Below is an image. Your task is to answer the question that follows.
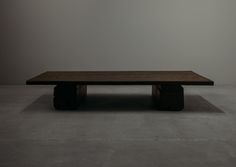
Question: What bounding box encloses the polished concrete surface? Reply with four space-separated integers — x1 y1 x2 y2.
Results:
0 85 236 167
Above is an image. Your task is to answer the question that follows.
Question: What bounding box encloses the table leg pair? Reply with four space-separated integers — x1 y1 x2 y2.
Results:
53 84 184 111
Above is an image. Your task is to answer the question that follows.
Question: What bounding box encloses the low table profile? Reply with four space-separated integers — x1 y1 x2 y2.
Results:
26 71 214 111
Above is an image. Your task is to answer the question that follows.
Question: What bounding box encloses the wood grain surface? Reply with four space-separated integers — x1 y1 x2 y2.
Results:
26 71 214 85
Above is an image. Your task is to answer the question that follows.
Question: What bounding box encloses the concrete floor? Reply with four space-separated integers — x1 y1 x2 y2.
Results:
0 85 236 167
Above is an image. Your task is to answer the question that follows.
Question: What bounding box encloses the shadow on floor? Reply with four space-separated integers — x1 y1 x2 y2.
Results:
22 94 224 114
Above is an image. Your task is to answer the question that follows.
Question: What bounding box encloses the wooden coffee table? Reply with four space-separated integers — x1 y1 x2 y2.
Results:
26 71 214 111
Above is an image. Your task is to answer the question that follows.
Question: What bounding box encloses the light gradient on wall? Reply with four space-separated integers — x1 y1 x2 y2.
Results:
1 0 236 84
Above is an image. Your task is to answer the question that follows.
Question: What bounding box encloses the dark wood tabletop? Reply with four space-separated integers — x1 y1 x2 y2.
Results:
26 71 214 85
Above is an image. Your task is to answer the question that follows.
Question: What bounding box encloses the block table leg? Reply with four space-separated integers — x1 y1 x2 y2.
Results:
152 85 184 111
53 84 77 110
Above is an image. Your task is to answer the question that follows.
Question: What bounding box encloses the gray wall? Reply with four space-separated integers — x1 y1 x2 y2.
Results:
1 0 236 85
